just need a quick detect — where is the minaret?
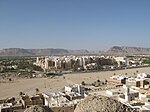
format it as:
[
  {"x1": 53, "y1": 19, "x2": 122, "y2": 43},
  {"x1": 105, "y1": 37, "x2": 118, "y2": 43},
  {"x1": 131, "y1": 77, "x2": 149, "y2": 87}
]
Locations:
[
  {"x1": 125, "y1": 85, "x2": 130, "y2": 102},
  {"x1": 36, "y1": 57, "x2": 39, "y2": 64}
]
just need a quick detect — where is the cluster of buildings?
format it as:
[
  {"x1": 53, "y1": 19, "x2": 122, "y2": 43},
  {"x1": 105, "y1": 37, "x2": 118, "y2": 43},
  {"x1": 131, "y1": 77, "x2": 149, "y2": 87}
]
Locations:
[
  {"x1": 2, "y1": 72, "x2": 150, "y2": 111},
  {"x1": 35, "y1": 56, "x2": 117, "y2": 71},
  {"x1": 0, "y1": 84, "x2": 86, "y2": 112},
  {"x1": 105, "y1": 73, "x2": 150, "y2": 111},
  {"x1": 35, "y1": 55, "x2": 148, "y2": 72}
]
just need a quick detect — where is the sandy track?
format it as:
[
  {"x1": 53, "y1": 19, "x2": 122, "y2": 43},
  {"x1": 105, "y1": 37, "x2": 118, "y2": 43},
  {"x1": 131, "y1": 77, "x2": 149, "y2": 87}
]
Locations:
[{"x1": 0, "y1": 67, "x2": 150, "y2": 99}]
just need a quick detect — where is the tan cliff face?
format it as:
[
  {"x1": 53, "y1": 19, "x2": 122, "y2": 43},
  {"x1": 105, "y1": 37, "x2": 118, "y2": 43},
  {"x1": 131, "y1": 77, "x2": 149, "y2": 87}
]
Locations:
[
  {"x1": 0, "y1": 46, "x2": 150, "y2": 56},
  {"x1": 74, "y1": 95, "x2": 138, "y2": 112},
  {"x1": 106, "y1": 46, "x2": 150, "y2": 55},
  {"x1": 0, "y1": 48, "x2": 69, "y2": 56},
  {"x1": 0, "y1": 48, "x2": 102, "y2": 56}
]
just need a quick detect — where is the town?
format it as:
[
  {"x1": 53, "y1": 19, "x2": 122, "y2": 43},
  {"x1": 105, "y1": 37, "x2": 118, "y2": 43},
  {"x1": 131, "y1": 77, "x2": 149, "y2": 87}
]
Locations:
[
  {"x1": 1, "y1": 55, "x2": 150, "y2": 112},
  {"x1": 1, "y1": 0, "x2": 150, "y2": 111},
  {"x1": 1, "y1": 71, "x2": 150, "y2": 111},
  {"x1": 35, "y1": 55, "x2": 150, "y2": 72}
]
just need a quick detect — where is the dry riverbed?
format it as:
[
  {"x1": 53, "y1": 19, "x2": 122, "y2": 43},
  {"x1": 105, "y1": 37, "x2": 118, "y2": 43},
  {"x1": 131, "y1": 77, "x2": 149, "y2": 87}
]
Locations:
[{"x1": 0, "y1": 67, "x2": 150, "y2": 99}]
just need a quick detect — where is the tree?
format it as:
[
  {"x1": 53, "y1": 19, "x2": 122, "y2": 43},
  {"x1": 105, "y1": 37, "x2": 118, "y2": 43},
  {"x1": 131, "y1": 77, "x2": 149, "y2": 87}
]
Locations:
[
  {"x1": 81, "y1": 81, "x2": 85, "y2": 85},
  {"x1": 19, "y1": 92, "x2": 25, "y2": 96},
  {"x1": 133, "y1": 73, "x2": 136, "y2": 77},
  {"x1": 35, "y1": 88, "x2": 39, "y2": 94},
  {"x1": 97, "y1": 80, "x2": 100, "y2": 82},
  {"x1": 9, "y1": 78, "x2": 12, "y2": 82}
]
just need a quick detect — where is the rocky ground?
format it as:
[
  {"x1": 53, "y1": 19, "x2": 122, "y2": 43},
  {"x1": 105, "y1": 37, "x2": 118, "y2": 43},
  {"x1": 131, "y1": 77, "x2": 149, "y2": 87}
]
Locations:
[
  {"x1": 74, "y1": 95, "x2": 138, "y2": 112},
  {"x1": 24, "y1": 105, "x2": 53, "y2": 112},
  {"x1": 24, "y1": 106, "x2": 45, "y2": 112}
]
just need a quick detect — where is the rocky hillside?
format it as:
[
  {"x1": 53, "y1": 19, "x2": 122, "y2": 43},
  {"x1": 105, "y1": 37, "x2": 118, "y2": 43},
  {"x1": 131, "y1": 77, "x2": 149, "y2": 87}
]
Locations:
[
  {"x1": 106, "y1": 46, "x2": 150, "y2": 55},
  {"x1": 0, "y1": 46, "x2": 150, "y2": 56},
  {"x1": 24, "y1": 105, "x2": 53, "y2": 112},
  {"x1": 0, "y1": 48, "x2": 69, "y2": 56},
  {"x1": 74, "y1": 95, "x2": 138, "y2": 112},
  {"x1": 0, "y1": 48, "x2": 102, "y2": 56}
]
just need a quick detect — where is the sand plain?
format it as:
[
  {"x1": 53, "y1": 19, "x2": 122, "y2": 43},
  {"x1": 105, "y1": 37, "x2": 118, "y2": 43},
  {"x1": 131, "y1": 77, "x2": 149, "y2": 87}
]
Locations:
[{"x1": 0, "y1": 67, "x2": 150, "y2": 99}]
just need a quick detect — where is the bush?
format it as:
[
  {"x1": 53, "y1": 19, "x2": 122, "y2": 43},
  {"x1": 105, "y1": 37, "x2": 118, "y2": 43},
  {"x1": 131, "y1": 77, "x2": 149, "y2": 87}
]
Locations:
[{"x1": 81, "y1": 81, "x2": 85, "y2": 85}]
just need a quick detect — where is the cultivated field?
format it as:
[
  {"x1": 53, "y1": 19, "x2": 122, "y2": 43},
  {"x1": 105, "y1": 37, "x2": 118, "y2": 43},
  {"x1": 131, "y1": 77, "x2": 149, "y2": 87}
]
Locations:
[{"x1": 1, "y1": 67, "x2": 150, "y2": 99}]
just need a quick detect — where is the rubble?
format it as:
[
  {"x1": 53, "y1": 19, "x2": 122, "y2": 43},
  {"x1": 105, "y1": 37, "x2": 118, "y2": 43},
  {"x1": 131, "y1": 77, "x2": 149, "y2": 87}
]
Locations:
[
  {"x1": 24, "y1": 105, "x2": 47, "y2": 112},
  {"x1": 74, "y1": 95, "x2": 138, "y2": 112}
]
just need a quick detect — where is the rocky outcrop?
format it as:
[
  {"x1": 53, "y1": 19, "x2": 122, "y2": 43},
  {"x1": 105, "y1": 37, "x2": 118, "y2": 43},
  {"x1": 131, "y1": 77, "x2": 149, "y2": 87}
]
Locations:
[
  {"x1": 1, "y1": 46, "x2": 150, "y2": 56},
  {"x1": 74, "y1": 95, "x2": 138, "y2": 112},
  {"x1": 106, "y1": 46, "x2": 150, "y2": 55},
  {"x1": 24, "y1": 105, "x2": 52, "y2": 112},
  {"x1": 0, "y1": 48, "x2": 102, "y2": 56}
]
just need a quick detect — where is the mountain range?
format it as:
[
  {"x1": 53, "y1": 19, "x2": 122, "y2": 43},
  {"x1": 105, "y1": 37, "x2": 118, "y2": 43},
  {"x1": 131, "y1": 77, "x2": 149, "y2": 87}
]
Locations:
[
  {"x1": 0, "y1": 48, "x2": 102, "y2": 56},
  {"x1": 106, "y1": 46, "x2": 150, "y2": 55},
  {"x1": 0, "y1": 46, "x2": 150, "y2": 56}
]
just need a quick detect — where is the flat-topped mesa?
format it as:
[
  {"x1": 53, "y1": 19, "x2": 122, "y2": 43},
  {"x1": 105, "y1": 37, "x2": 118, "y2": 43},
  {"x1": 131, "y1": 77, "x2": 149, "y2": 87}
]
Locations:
[
  {"x1": 106, "y1": 46, "x2": 150, "y2": 55},
  {"x1": 0, "y1": 48, "x2": 103, "y2": 56}
]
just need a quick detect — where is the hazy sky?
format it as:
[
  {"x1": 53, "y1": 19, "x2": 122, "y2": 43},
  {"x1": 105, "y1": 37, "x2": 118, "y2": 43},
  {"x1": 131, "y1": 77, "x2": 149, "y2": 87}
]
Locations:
[{"x1": 0, "y1": 0, "x2": 150, "y2": 51}]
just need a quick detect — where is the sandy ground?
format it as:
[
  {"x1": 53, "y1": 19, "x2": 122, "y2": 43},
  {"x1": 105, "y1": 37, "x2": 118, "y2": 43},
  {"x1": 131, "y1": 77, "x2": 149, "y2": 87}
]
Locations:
[{"x1": 0, "y1": 67, "x2": 150, "y2": 99}]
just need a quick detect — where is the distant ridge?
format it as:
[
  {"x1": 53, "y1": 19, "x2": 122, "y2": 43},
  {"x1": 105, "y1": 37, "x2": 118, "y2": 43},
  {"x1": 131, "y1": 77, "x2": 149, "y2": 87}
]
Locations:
[
  {"x1": 0, "y1": 48, "x2": 102, "y2": 56},
  {"x1": 0, "y1": 46, "x2": 150, "y2": 56},
  {"x1": 106, "y1": 46, "x2": 150, "y2": 55}
]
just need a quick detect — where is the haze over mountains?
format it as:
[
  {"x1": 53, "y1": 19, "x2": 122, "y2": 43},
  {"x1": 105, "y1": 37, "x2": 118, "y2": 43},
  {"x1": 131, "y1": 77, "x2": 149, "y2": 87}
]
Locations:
[
  {"x1": 0, "y1": 48, "x2": 102, "y2": 56},
  {"x1": 106, "y1": 46, "x2": 150, "y2": 55},
  {"x1": 0, "y1": 46, "x2": 150, "y2": 56}
]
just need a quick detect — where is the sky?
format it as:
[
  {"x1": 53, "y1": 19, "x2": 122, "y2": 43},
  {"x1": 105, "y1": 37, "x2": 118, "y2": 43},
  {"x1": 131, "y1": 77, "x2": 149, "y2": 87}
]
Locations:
[{"x1": 0, "y1": 0, "x2": 150, "y2": 51}]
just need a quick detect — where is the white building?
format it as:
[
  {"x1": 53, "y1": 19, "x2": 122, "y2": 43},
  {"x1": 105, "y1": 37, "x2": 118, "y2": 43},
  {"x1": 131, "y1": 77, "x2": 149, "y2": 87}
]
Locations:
[
  {"x1": 42, "y1": 92, "x2": 74, "y2": 107},
  {"x1": 137, "y1": 73, "x2": 150, "y2": 79},
  {"x1": 64, "y1": 84, "x2": 85, "y2": 97},
  {"x1": 0, "y1": 103, "x2": 13, "y2": 112}
]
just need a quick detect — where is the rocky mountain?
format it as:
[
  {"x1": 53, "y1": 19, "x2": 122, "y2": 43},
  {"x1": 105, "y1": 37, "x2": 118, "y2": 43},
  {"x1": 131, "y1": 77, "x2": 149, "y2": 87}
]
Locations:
[
  {"x1": 74, "y1": 95, "x2": 138, "y2": 112},
  {"x1": 0, "y1": 46, "x2": 150, "y2": 56},
  {"x1": 0, "y1": 48, "x2": 102, "y2": 56},
  {"x1": 106, "y1": 46, "x2": 150, "y2": 55}
]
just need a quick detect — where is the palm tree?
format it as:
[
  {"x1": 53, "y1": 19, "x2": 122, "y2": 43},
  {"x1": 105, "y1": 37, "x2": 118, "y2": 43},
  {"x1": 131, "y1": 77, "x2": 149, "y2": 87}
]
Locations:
[
  {"x1": 81, "y1": 81, "x2": 85, "y2": 85},
  {"x1": 134, "y1": 73, "x2": 136, "y2": 77},
  {"x1": 19, "y1": 92, "x2": 25, "y2": 96},
  {"x1": 35, "y1": 88, "x2": 39, "y2": 94}
]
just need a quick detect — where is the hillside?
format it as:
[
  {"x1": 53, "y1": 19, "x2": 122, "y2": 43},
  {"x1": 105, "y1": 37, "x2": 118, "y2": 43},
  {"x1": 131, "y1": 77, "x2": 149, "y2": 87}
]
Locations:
[
  {"x1": 106, "y1": 46, "x2": 150, "y2": 55},
  {"x1": 0, "y1": 48, "x2": 102, "y2": 56},
  {"x1": 74, "y1": 95, "x2": 138, "y2": 112},
  {"x1": 0, "y1": 46, "x2": 150, "y2": 56}
]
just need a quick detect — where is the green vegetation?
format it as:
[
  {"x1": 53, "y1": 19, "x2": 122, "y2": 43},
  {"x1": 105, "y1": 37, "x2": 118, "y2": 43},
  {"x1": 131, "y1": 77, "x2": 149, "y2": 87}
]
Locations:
[
  {"x1": 45, "y1": 72, "x2": 62, "y2": 77},
  {"x1": 35, "y1": 88, "x2": 40, "y2": 94},
  {"x1": 126, "y1": 55, "x2": 135, "y2": 58},
  {"x1": 92, "y1": 79, "x2": 107, "y2": 87},
  {"x1": 17, "y1": 63, "x2": 43, "y2": 71},
  {"x1": 143, "y1": 57, "x2": 150, "y2": 64},
  {"x1": 81, "y1": 81, "x2": 85, "y2": 85},
  {"x1": 0, "y1": 56, "x2": 43, "y2": 73}
]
